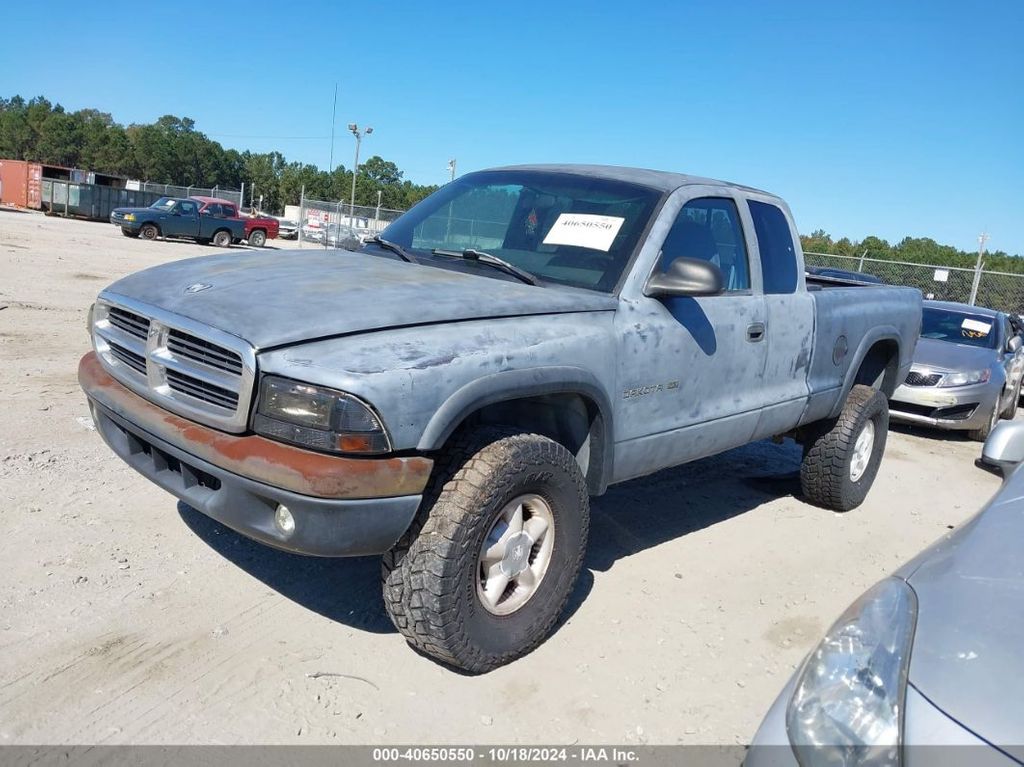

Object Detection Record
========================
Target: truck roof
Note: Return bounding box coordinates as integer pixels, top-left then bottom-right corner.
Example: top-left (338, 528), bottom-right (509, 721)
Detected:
top-left (189, 196), bottom-right (236, 206)
top-left (487, 163), bottom-right (778, 198)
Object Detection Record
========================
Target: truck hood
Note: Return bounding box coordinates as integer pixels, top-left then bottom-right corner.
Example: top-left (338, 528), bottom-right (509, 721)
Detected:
top-left (111, 206), bottom-right (153, 216)
top-left (902, 467), bottom-right (1024, 754)
top-left (912, 336), bottom-right (997, 372)
top-left (102, 249), bottom-right (616, 349)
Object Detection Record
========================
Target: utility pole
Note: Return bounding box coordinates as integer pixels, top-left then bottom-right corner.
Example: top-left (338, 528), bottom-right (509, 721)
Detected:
top-left (328, 84), bottom-right (338, 175)
top-left (969, 232), bottom-right (989, 306)
top-left (447, 158), bottom-right (457, 182)
top-left (348, 124), bottom-right (373, 221)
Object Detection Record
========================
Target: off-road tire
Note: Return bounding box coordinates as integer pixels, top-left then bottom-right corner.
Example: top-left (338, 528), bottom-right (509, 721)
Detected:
top-left (382, 427), bottom-right (589, 673)
top-left (212, 229), bottom-right (232, 248)
top-left (800, 385), bottom-right (888, 512)
top-left (139, 223), bottom-right (159, 240)
top-left (969, 399), bottom-right (1002, 442)
top-left (248, 229), bottom-right (267, 248)
top-left (121, 228), bottom-right (139, 238)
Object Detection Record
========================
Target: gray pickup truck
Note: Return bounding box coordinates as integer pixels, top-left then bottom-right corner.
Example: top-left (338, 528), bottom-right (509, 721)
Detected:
top-left (80, 165), bottom-right (921, 672)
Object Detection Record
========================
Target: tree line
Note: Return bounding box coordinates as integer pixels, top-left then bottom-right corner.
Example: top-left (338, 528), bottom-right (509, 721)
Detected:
top-left (0, 95), bottom-right (439, 214)
top-left (801, 230), bottom-right (1022, 274)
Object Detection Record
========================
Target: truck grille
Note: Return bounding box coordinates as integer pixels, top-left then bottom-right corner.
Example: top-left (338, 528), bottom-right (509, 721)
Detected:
top-left (167, 329), bottom-right (244, 375)
top-left (904, 371), bottom-right (943, 387)
top-left (92, 297), bottom-right (256, 432)
top-left (108, 306), bottom-right (150, 340)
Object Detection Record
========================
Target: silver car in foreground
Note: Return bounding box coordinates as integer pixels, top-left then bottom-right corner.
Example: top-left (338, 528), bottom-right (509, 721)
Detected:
top-left (890, 301), bottom-right (1023, 441)
top-left (747, 420), bottom-right (1024, 766)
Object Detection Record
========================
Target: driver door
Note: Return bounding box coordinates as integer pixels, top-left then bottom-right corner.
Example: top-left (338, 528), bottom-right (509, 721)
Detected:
top-left (612, 193), bottom-right (769, 482)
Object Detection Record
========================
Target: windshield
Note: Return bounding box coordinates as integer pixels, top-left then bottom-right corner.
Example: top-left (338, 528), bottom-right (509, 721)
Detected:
top-left (376, 170), bottom-right (662, 291)
top-left (921, 307), bottom-right (999, 349)
top-left (150, 197), bottom-right (177, 211)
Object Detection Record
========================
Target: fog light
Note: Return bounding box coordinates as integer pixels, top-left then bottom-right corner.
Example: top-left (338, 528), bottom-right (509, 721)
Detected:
top-left (275, 504), bottom-right (295, 537)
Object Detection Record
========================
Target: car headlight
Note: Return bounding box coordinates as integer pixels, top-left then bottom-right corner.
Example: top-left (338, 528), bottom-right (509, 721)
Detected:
top-left (123, 213), bottom-right (136, 222)
top-left (787, 578), bottom-right (917, 766)
top-left (938, 369), bottom-right (990, 387)
top-left (252, 376), bottom-right (391, 454)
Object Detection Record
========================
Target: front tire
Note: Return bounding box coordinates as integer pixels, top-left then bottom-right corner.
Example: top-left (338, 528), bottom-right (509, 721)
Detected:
top-left (383, 428), bottom-right (589, 673)
top-left (969, 399), bottom-right (1002, 442)
top-left (800, 385), bottom-right (888, 512)
top-left (139, 223), bottom-right (159, 240)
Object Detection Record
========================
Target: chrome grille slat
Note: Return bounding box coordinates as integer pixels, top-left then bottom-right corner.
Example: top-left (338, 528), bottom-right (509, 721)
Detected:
top-left (108, 342), bottom-right (147, 375)
top-left (167, 329), bottom-right (243, 375)
top-left (165, 369), bottom-right (239, 410)
top-left (92, 296), bottom-right (256, 432)
top-left (107, 307), bottom-right (150, 340)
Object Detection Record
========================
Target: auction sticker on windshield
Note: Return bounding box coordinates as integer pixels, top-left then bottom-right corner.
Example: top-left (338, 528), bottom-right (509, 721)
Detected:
top-left (962, 318), bottom-right (992, 335)
top-left (543, 213), bottom-right (625, 252)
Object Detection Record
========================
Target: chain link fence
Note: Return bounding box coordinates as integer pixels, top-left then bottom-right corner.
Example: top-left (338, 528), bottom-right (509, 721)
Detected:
top-left (133, 181), bottom-right (242, 207)
top-left (804, 252), bottom-right (1024, 315)
top-left (296, 196), bottom-right (405, 246)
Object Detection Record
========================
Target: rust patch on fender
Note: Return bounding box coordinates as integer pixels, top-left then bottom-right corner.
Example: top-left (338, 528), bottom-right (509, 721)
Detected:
top-left (78, 352), bottom-right (432, 499)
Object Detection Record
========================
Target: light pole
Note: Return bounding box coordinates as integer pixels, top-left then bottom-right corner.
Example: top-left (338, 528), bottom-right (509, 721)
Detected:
top-left (447, 158), bottom-right (457, 182)
top-left (348, 123), bottom-right (372, 221)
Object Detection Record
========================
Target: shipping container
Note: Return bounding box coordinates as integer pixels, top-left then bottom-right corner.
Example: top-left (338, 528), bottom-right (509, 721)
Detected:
top-left (40, 179), bottom-right (165, 220)
top-left (0, 159), bottom-right (43, 209)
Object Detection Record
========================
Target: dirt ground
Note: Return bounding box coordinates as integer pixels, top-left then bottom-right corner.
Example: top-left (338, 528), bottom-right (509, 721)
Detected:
top-left (0, 210), bottom-right (1003, 745)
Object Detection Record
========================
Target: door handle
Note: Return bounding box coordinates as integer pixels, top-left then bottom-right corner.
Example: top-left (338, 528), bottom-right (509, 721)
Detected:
top-left (746, 322), bottom-right (766, 343)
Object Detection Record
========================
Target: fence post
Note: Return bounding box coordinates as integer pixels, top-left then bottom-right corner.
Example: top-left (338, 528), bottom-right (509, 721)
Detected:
top-left (969, 261), bottom-right (983, 307)
top-left (298, 186), bottom-right (305, 246)
top-left (857, 250), bottom-right (866, 272)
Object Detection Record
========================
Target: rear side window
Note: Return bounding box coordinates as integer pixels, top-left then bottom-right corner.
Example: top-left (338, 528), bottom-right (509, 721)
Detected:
top-left (748, 200), bottom-right (798, 294)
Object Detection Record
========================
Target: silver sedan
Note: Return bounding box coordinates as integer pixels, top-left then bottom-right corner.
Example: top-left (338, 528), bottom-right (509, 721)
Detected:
top-left (889, 301), bottom-right (1024, 441)
top-left (747, 420), bottom-right (1024, 765)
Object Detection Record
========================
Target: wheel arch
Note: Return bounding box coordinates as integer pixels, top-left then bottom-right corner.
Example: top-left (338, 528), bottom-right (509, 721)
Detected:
top-left (417, 367), bottom-right (614, 495)
top-left (830, 329), bottom-right (902, 418)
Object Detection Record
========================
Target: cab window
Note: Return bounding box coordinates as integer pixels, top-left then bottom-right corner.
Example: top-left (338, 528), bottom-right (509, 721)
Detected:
top-left (659, 197), bottom-right (750, 291)
top-left (748, 200), bottom-right (798, 294)
top-left (178, 201), bottom-right (198, 216)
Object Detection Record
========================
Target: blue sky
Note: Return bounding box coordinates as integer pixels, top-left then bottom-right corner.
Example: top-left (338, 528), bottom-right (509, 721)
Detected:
top-left (2, 1), bottom-right (1021, 253)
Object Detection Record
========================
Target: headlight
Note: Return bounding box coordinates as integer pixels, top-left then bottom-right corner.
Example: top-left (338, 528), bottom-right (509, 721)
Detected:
top-left (787, 578), bottom-right (917, 766)
top-left (938, 369), bottom-right (990, 387)
top-left (123, 213), bottom-right (136, 222)
top-left (252, 376), bottom-right (391, 454)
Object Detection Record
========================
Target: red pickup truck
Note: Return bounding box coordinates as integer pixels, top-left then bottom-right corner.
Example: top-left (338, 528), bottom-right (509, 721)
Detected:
top-left (189, 196), bottom-right (280, 247)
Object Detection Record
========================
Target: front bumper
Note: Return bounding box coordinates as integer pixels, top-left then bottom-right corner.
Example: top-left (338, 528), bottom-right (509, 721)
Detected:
top-left (111, 215), bottom-right (140, 230)
top-left (889, 379), bottom-right (998, 431)
top-left (79, 352), bottom-right (432, 557)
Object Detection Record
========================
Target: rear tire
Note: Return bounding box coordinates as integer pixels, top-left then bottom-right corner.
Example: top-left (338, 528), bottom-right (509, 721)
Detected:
top-left (139, 223), bottom-right (159, 240)
top-left (382, 427), bottom-right (589, 673)
top-left (212, 229), bottom-right (232, 248)
top-left (248, 229), bottom-right (267, 247)
top-left (800, 385), bottom-right (888, 512)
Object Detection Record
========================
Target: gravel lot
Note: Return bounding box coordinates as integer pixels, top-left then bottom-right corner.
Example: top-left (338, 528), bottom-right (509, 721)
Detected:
top-left (0, 210), bottom-right (1003, 745)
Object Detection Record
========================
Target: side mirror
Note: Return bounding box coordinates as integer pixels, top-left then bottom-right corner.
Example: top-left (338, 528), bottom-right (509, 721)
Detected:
top-left (978, 420), bottom-right (1024, 476)
top-left (645, 257), bottom-right (724, 298)
top-left (1008, 335), bottom-right (1022, 353)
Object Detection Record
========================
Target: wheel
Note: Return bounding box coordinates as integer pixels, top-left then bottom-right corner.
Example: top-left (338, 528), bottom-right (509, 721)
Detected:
top-left (1001, 380), bottom-right (1020, 420)
top-left (969, 399), bottom-right (1002, 442)
top-left (382, 428), bottom-right (589, 673)
top-left (121, 228), bottom-right (139, 238)
top-left (212, 229), bottom-right (232, 248)
top-left (800, 384), bottom-right (889, 512)
top-left (248, 229), bottom-right (267, 247)
top-left (139, 223), bottom-right (159, 241)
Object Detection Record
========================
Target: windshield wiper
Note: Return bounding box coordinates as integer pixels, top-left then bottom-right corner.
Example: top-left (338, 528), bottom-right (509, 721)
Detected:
top-left (431, 248), bottom-right (541, 287)
top-left (365, 236), bottom-right (418, 263)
